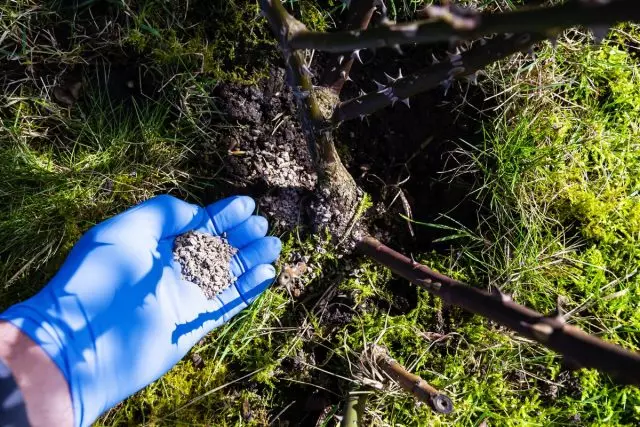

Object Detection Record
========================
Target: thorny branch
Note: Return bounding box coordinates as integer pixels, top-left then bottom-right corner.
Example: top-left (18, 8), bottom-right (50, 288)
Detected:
top-left (321, 0), bottom-right (379, 94)
top-left (288, 0), bottom-right (640, 52)
top-left (333, 31), bottom-right (545, 122)
top-left (357, 237), bottom-right (640, 385)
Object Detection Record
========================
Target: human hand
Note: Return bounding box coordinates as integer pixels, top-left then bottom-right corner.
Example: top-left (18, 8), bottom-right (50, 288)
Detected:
top-left (0, 195), bottom-right (281, 427)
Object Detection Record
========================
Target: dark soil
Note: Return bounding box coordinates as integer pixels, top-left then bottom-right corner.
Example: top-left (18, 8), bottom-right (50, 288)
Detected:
top-left (336, 43), bottom-right (493, 254)
top-left (213, 69), bottom-right (317, 230)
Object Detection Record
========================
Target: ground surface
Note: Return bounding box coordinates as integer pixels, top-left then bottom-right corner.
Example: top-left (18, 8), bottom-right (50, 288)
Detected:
top-left (1, 0), bottom-right (640, 426)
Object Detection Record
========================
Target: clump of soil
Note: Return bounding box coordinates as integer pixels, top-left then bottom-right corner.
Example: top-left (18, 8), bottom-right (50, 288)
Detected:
top-left (173, 231), bottom-right (237, 299)
top-left (277, 261), bottom-right (309, 298)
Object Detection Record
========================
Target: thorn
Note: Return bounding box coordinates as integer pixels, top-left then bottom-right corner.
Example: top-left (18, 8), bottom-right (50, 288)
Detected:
top-left (338, 55), bottom-right (345, 65)
top-left (359, 89), bottom-right (367, 96)
top-left (489, 285), bottom-right (511, 303)
top-left (384, 72), bottom-right (396, 84)
top-left (447, 52), bottom-right (463, 65)
top-left (340, 70), bottom-right (347, 80)
top-left (345, 75), bottom-right (352, 82)
top-left (551, 295), bottom-right (568, 324)
top-left (455, 47), bottom-right (462, 55)
top-left (352, 49), bottom-right (363, 64)
top-left (384, 69), bottom-right (403, 84)
top-left (301, 65), bottom-right (314, 77)
top-left (379, 86), bottom-right (399, 105)
top-left (373, 80), bottom-right (386, 91)
top-left (431, 54), bottom-right (440, 64)
top-left (401, 97), bottom-right (410, 108)
top-left (590, 25), bottom-right (610, 44)
top-left (391, 44), bottom-right (403, 55)
top-left (359, 114), bottom-right (366, 121)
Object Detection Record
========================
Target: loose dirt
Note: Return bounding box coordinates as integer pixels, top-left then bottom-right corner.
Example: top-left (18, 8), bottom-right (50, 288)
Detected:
top-left (173, 231), bottom-right (237, 299)
top-left (217, 68), bottom-right (317, 230)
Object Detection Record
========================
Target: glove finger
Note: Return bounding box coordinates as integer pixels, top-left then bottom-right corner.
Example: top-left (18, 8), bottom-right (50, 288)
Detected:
top-left (195, 196), bottom-right (256, 236)
top-left (230, 237), bottom-right (281, 277)
top-left (225, 215), bottom-right (269, 249)
top-left (92, 195), bottom-right (205, 243)
top-left (213, 264), bottom-right (276, 324)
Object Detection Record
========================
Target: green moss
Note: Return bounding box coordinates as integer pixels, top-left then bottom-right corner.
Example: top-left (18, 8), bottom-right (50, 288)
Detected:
top-left (123, 0), bottom-right (276, 84)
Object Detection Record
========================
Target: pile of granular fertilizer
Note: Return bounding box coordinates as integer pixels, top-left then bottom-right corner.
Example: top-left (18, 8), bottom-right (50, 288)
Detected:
top-left (173, 231), bottom-right (238, 299)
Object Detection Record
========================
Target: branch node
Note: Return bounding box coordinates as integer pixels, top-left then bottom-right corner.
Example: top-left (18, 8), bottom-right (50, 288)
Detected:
top-left (530, 322), bottom-right (555, 342)
top-left (424, 4), bottom-right (481, 31)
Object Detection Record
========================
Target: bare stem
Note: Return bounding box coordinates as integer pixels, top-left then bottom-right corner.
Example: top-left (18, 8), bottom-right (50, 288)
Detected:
top-left (373, 345), bottom-right (454, 414)
top-left (289, 0), bottom-right (639, 52)
top-left (358, 237), bottom-right (640, 385)
top-left (333, 32), bottom-right (544, 122)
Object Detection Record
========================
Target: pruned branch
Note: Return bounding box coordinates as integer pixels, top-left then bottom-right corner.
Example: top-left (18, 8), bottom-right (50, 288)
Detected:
top-left (340, 390), bottom-right (368, 426)
top-left (357, 236), bottom-right (640, 385)
top-left (372, 345), bottom-right (454, 414)
top-left (289, 0), bottom-right (639, 52)
top-left (333, 32), bottom-right (544, 122)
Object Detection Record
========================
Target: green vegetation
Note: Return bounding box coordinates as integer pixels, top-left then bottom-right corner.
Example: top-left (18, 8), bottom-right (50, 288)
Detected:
top-left (1, 0), bottom-right (639, 426)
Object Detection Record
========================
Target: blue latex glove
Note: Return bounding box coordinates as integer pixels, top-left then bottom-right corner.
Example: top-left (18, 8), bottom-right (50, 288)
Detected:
top-left (0, 195), bottom-right (281, 427)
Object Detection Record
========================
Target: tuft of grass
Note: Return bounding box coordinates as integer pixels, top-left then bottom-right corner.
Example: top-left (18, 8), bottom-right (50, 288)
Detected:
top-left (0, 67), bottom-right (196, 307)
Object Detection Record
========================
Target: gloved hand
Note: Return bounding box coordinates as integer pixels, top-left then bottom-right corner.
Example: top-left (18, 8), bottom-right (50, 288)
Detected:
top-left (0, 195), bottom-right (281, 427)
